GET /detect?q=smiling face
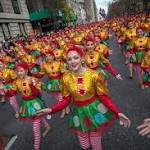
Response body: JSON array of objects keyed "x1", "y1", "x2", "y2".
[
  {"x1": 17, "y1": 67, "x2": 27, "y2": 78},
  {"x1": 95, "y1": 36, "x2": 100, "y2": 44},
  {"x1": 86, "y1": 41, "x2": 95, "y2": 52},
  {"x1": 66, "y1": 51, "x2": 83, "y2": 72},
  {"x1": 137, "y1": 28, "x2": 144, "y2": 37}
]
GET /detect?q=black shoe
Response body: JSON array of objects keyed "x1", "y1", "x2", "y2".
[
  {"x1": 129, "y1": 76, "x2": 133, "y2": 79},
  {"x1": 4, "y1": 135, "x2": 18, "y2": 150}
]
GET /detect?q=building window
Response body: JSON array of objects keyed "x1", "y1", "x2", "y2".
[
  {"x1": 11, "y1": 0, "x2": 20, "y2": 14},
  {"x1": 1, "y1": 24, "x2": 11, "y2": 39},
  {"x1": 0, "y1": 24, "x2": 5, "y2": 39},
  {"x1": 0, "y1": 2, "x2": 3, "y2": 12},
  {"x1": 6, "y1": 24, "x2": 11, "y2": 38}
]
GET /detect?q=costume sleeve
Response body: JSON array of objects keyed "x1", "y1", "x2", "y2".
[
  {"x1": 60, "y1": 62, "x2": 66, "y2": 73},
  {"x1": 40, "y1": 63, "x2": 47, "y2": 75},
  {"x1": 9, "y1": 70, "x2": 17, "y2": 80},
  {"x1": 51, "y1": 74, "x2": 71, "y2": 114},
  {"x1": 31, "y1": 77, "x2": 42, "y2": 91},
  {"x1": 99, "y1": 54, "x2": 109, "y2": 64},
  {"x1": 38, "y1": 69, "x2": 45, "y2": 78},
  {"x1": 95, "y1": 73, "x2": 108, "y2": 96},
  {"x1": 104, "y1": 63, "x2": 118, "y2": 76},
  {"x1": 141, "y1": 50, "x2": 150, "y2": 69},
  {"x1": 95, "y1": 73, "x2": 120, "y2": 116},
  {"x1": 129, "y1": 40, "x2": 135, "y2": 49},
  {"x1": 51, "y1": 96, "x2": 71, "y2": 114},
  {"x1": 12, "y1": 80, "x2": 19, "y2": 92}
]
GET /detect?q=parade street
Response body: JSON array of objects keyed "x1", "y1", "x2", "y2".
[{"x1": 0, "y1": 36, "x2": 149, "y2": 150}]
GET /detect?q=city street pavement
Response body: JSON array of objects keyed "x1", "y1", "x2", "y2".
[{"x1": 0, "y1": 36, "x2": 150, "y2": 150}]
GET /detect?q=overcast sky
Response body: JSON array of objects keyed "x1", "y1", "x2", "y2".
[{"x1": 95, "y1": 0, "x2": 113, "y2": 13}]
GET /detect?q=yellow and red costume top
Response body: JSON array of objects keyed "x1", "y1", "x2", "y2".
[
  {"x1": 54, "y1": 49, "x2": 64, "y2": 61},
  {"x1": 41, "y1": 60, "x2": 65, "y2": 79},
  {"x1": 13, "y1": 76, "x2": 41, "y2": 100},
  {"x1": 85, "y1": 51, "x2": 108, "y2": 70},
  {"x1": 124, "y1": 28, "x2": 137, "y2": 42},
  {"x1": 0, "y1": 64, "x2": 17, "y2": 97},
  {"x1": 141, "y1": 50, "x2": 150, "y2": 70},
  {"x1": 85, "y1": 51, "x2": 117, "y2": 77},
  {"x1": 21, "y1": 54, "x2": 36, "y2": 64},
  {"x1": 95, "y1": 43, "x2": 110, "y2": 58},
  {"x1": 130, "y1": 37, "x2": 149, "y2": 65},
  {"x1": 132, "y1": 37, "x2": 149, "y2": 51},
  {"x1": 123, "y1": 28, "x2": 137, "y2": 52},
  {"x1": 99, "y1": 30, "x2": 109, "y2": 41}
]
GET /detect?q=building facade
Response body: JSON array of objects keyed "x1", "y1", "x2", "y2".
[
  {"x1": 0, "y1": 0, "x2": 32, "y2": 41},
  {"x1": 66, "y1": 0, "x2": 87, "y2": 24},
  {"x1": 66, "y1": 0, "x2": 98, "y2": 24},
  {"x1": 84, "y1": 0, "x2": 98, "y2": 22},
  {"x1": 108, "y1": 0, "x2": 150, "y2": 18}
]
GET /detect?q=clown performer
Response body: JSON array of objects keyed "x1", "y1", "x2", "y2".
[
  {"x1": 13, "y1": 63, "x2": 50, "y2": 150},
  {"x1": 54, "y1": 46, "x2": 70, "y2": 118},
  {"x1": 0, "y1": 59, "x2": 19, "y2": 116},
  {"x1": 129, "y1": 27, "x2": 149, "y2": 89},
  {"x1": 38, "y1": 46, "x2": 131, "y2": 150},
  {"x1": 123, "y1": 21, "x2": 137, "y2": 78},
  {"x1": 41, "y1": 50, "x2": 67, "y2": 118},
  {"x1": 141, "y1": 49, "x2": 150, "y2": 89},
  {"x1": 85, "y1": 39, "x2": 122, "y2": 86},
  {"x1": 94, "y1": 35, "x2": 112, "y2": 59}
]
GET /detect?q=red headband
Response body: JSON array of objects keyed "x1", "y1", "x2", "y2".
[
  {"x1": 86, "y1": 39, "x2": 95, "y2": 44},
  {"x1": 16, "y1": 63, "x2": 28, "y2": 71},
  {"x1": 67, "y1": 45, "x2": 85, "y2": 57}
]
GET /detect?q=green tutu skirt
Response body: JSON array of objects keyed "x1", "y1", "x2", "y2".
[
  {"x1": 68, "y1": 99, "x2": 115, "y2": 133},
  {"x1": 143, "y1": 72, "x2": 150, "y2": 86},
  {"x1": 19, "y1": 98, "x2": 46, "y2": 119},
  {"x1": 46, "y1": 79, "x2": 62, "y2": 92},
  {"x1": 130, "y1": 51, "x2": 145, "y2": 64},
  {"x1": 3, "y1": 83, "x2": 13, "y2": 90}
]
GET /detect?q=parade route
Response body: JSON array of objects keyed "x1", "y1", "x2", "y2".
[{"x1": 0, "y1": 37, "x2": 150, "y2": 150}]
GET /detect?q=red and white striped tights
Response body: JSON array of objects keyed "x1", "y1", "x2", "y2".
[
  {"x1": 77, "y1": 132, "x2": 102, "y2": 150},
  {"x1": 32, "y1": 118, "x2": 49, "y2": 150},
  {"x1": 9, "y1": 96, "x2": 19, "y2": 113},
  {"x1": 33, "y1": 118, "x2": 41, "y2": 150}
]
